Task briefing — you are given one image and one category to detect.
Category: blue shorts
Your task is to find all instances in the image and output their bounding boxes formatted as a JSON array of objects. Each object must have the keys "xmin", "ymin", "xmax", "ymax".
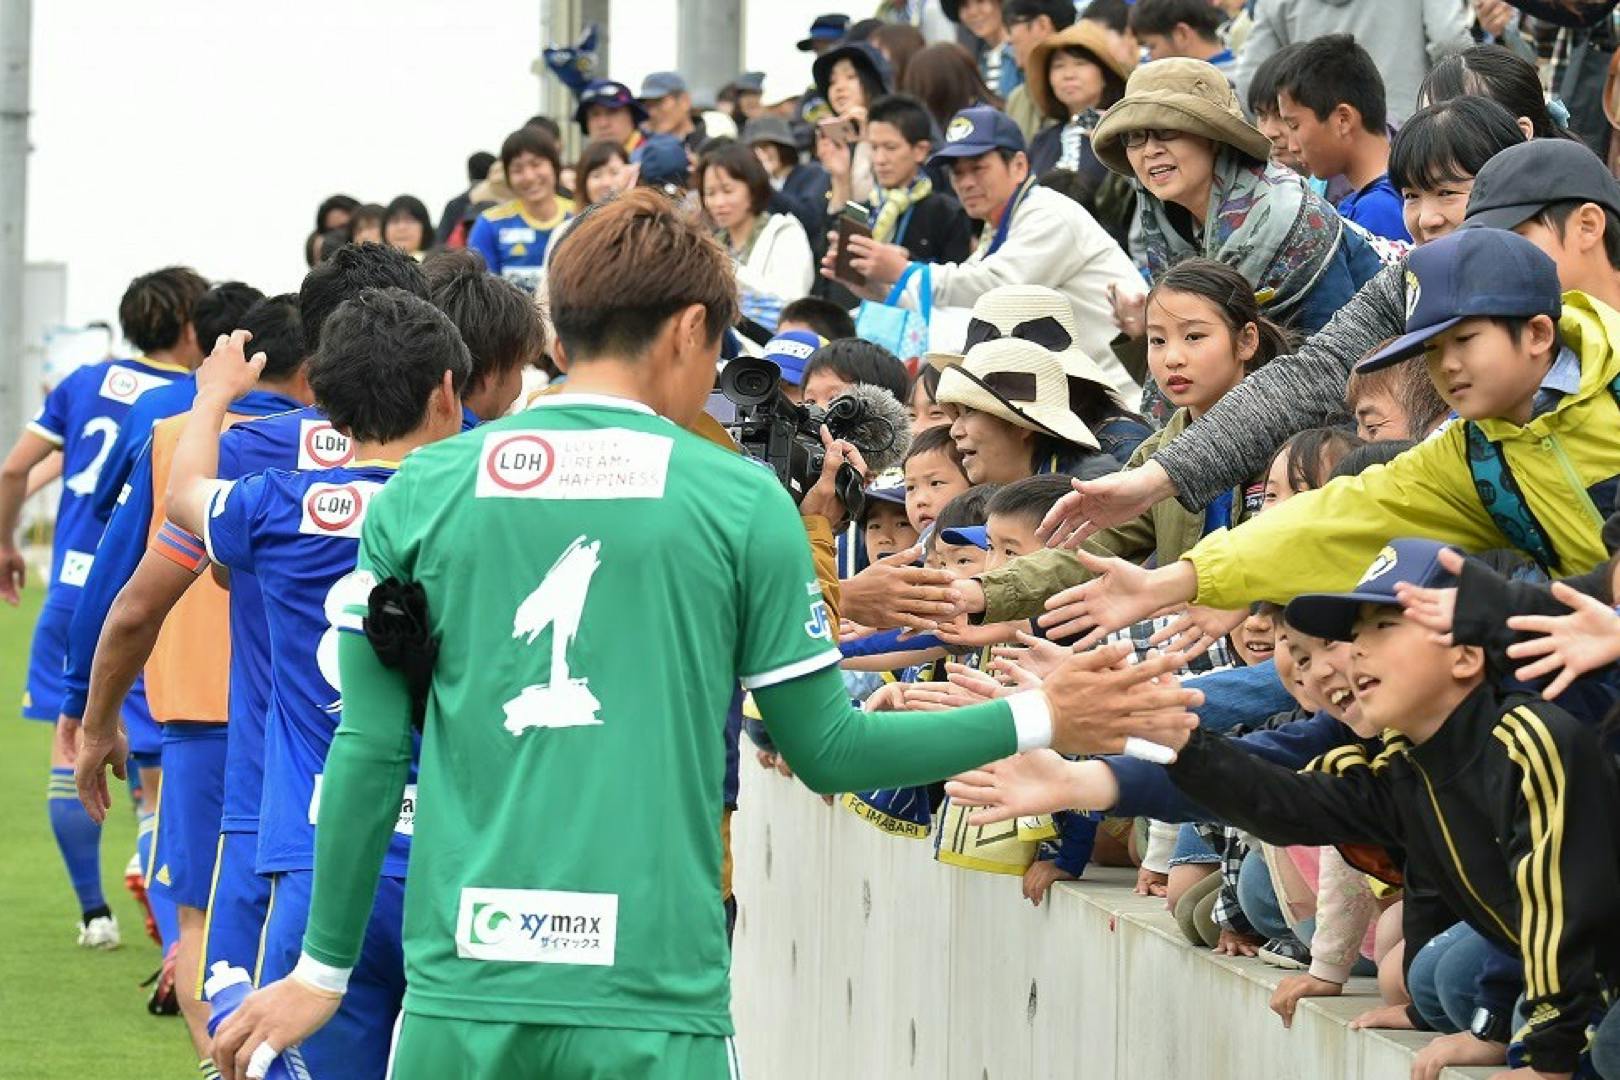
[
  {"xmin": 21, "ymin": 599, "xmax": 71, "ymax": 720},
  {"xmin": 202, "ymin": 829, "xmax": 272, "ymax": 984},
  {"xmin": 149, "ymin": 723, "xmax": 228, "ymax": 909},
  {"xmin": 258, "ymin": 870, "xmax": 405, "ymax": 1080},
  {"xmin": 123, "ymin": 675, "xmax": 161, "ymax": 756}
]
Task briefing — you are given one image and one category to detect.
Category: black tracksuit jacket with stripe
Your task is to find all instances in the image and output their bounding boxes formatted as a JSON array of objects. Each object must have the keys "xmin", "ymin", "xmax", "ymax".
[{"xmin": 1168, "ymin": 685, "xmax": 1620, "ymax": 1073}]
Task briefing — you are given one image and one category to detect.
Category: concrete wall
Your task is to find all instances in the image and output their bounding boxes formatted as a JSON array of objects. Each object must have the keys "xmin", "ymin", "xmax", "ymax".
[{"xmin": 729, "ymin": 764, "xmax": 1495, "ymax": 1080}]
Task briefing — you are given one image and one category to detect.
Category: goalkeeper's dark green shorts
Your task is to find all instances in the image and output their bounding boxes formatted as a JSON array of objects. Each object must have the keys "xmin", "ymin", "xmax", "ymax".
[{"xmin": 389, "ymin": 1015, "xmax": 742, "ymax": 1079}]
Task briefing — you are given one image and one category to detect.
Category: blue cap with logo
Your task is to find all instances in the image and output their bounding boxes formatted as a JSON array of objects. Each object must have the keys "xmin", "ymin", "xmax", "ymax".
[
  {"xmin": 763, "ymin": 329, "xmax": 824, "ymax": 386},
  {"xmin": 1357, "ymin": 229, "xmax": 1562, "ymax": 372},
  {"xmin": 574, "ymin": 80, "xmax": 649, "ymax": 132},
  {"xmin": 639, "ymin": 71, "xmax": 688, "ymax": 101},
  {"xmin": 930, "ymin": 106, "xmax": 1027, "ymax": 163},
  {"xmin": 1284, "ymin": 538, "xmax": 1459, "ymax": 642},
  {"xmin": 939, "ymin": 525, "xmax": 990, "ymax": 550}
]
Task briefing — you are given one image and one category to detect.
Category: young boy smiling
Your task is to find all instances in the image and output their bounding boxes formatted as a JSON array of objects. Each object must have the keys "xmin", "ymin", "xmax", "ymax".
[
  {"xmin": 1022, "ymin": 227, "xmax": 1620, "ymax": 644},
  {"xmin": 1159, "ymin": 539, "xmax": 1620, "ymax": 1079}
]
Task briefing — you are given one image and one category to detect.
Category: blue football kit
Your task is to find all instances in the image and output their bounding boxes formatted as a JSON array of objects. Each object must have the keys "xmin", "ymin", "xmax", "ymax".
[
  {"xmin": 21, "ymin": 357, "xmax": 186, "ymax": 722},
  {"xmin": 203, "ymin": 461, "xmax": 412, "ymax": 1078}
]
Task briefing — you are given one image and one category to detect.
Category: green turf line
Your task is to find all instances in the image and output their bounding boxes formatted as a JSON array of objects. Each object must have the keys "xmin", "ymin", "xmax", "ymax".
[{"xmin": 0, "ymin": 589, "xmax": 199, "ymax": 1076}]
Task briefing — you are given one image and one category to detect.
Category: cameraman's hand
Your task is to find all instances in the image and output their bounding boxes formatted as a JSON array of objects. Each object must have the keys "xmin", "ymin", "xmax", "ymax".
[{"xmin": 799, "ymin": 425, "xmax": 869, "ymax": 526}]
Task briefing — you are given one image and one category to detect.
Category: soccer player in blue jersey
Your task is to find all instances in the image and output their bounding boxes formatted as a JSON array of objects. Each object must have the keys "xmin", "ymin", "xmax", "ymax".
[
  {"xmin": 164, "ymin": 292, "xmax": 470, "ymax": 1080},
  {"xmin": 466, "ymin": 128, "xmax": 574, "ymax": 293},
  {"xmin": 0, "ymin": 265, "xmax": 206, "ymax": 948},
  {"xmin": 423, "ymin": 249, "xmax": 546, "ymax": 424}
]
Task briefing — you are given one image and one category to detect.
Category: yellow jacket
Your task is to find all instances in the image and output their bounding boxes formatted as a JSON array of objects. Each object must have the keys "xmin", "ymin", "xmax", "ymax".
[{"xmin": 1188, "ymin": 291, "xmax": 1620, "ymax": 608}]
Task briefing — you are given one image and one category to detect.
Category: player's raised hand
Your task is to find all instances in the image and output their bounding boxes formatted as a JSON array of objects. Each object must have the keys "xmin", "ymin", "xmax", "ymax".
[
  {"xmin": 841, "ymin": 544, "xmax": 961, "ymax": 633},
  {"xmin": 195, "ymin": 330, "xmax": 268, "ymax": 405},
  {"xmin": 213, "ymin": 976, "xmax": 341, "ymax": 1080},
  {"xmin": 1042, "ymin": 643, "xmax": 1202, "ymax": 757}
]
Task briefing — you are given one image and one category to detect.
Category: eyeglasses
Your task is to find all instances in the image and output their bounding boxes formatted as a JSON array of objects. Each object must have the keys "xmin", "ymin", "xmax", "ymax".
[{"xmin": 1122, "ymin": 129, "xmax": 1187, "ymax": 149}]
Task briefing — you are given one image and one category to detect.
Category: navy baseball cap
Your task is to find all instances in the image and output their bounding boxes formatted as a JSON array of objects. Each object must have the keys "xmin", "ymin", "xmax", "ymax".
[
  {"xmin": 798, "ymin": 13, "xmax": 851, "ymax": 51},
  {"xmin": 638, "ymin": 71, "xmax": 687, "ymax": 101},
  {"xmin": 763, "ymin": 329, "xmax": 823, "ymax": 386},
  {"xmin": 939, "ymin": 525, "xmax": 990, "ymax": 550},
  {"xmin": 635, "ymin": 134, "xmax": 690, "ymax": 188},
  {"xmin": 1357, "ymin": 229, "xmax": 1562, "ymax": 372},
  {"xmin": 930, "ymin": 106, "xmax": 1027, "ymax": 163},
  {"xmin": 1284, "ymin": 539, "xmax": 1459, "ymax": 642},
  {"xmin": 574, "ymin": 80, "xmax": 649, "ymax": 132}
]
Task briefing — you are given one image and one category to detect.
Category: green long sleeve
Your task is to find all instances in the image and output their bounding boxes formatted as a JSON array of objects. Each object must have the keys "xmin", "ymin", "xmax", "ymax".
[
  {"xmin": 755, "ymin": 663, "xmax": 1019, "ymax": 794},
  {"xmin": 301, "ymin": 631, "xmax": 415, "ymax": 970}
]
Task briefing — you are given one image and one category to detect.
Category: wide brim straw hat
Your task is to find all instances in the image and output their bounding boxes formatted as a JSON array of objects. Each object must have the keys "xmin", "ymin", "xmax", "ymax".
[
  {"xmin": 1090, "ymin": 57, "xmax": 1272, "ymax": 178},
  {"xmin": 1027, "ymin": 22, "xmax": 1135, "ymax": 121},
  {"xmin": 928, "ymin": 285, "xmax": 1126, "ymax": 407},
  {"xmin": 935, "ymin": 337, "xmax": 1101, "ymax": 450}
]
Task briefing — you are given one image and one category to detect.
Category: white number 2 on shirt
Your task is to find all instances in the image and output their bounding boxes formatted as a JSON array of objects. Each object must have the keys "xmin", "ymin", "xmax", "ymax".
[
  {"xmin": 502, "ymin": 535, "xmax": 605, "ymax": 736},
  {"xmin": 63, "ymin": 417, "xmax": 119, "ymax": 496}
]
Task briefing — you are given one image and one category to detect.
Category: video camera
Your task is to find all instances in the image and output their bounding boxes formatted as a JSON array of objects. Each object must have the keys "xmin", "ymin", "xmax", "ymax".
[{"xmin": 710, "ymin": 356, "xmax": 910, "ymax": 519}]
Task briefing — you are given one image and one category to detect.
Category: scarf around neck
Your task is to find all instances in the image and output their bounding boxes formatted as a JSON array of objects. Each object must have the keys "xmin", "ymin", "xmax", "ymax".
[
  {"xmin": 1138, "ymin": 150, "xmax": 1342, "ymax": 319},
  {"xmin": 870, "ymin": 175, "xmax": 933, "ymax": 244}
]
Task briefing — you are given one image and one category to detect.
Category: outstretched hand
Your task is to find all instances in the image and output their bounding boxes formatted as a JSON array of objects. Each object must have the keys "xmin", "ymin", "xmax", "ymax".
[
  {"xmin": 1505, "ymin": 580, "xmax": 1620, "ymax": 699},
  {"xmin": 946, "ymin": 749, "xmax": 1080, "ymax": 824},
  {"xmin": 1038, "ymin": 463, "xmax": 1173, "ymax": 550},
  {"xmin": 841, "ymin": 545, "xmax": 962, "ymax": 634},
  {"xmin": 1395, "ymin": 547, "xmax": 1465, "ymax": 645},
  {"xmin": 1042, "ymin": 641, "xmax": 1203, "ymax": 757},
  {"xmin": 1038, "ymin": 550, "xmax": 1190, "ymax": 646}
]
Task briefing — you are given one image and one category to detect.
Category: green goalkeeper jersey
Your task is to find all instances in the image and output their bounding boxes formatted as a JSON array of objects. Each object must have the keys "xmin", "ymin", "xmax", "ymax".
[{"xmin": 346, "ymin": 394, "xmax": 840, "ymax": 1034}]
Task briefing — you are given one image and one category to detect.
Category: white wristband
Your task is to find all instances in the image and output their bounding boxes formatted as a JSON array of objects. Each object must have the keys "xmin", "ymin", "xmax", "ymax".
[
  {"xmin": 291, "ymin": 952, "xmax": 351, "ymax": 997},
  {"xmin": 1123, "ymin": 737, "xmax": 1177, "ymax": 764},
  {"xmin": 1006, "ymin": 691, "xmax": 1053, "ymax": 752}
]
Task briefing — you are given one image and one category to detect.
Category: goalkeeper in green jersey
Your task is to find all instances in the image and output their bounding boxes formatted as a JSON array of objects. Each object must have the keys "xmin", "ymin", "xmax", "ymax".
[{"xmin": 214, "ymin": 190, "xmax": 1201, "ymax": 1080}]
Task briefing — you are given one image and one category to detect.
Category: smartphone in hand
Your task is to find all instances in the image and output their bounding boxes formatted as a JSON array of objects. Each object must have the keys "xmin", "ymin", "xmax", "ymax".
[{"xmin": 833, "ymin": 203, "xmax": 873, "ymax": 286}]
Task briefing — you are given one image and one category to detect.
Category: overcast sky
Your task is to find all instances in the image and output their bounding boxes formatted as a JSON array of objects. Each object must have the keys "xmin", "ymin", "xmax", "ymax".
[{"xmin": 24, "ymin": 0, "xmax": 833, "ymax": 336}]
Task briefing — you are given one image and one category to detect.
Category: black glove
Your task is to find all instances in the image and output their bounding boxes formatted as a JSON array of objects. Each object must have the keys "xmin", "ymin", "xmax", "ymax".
[{"xmin": 364, "ymin": 578, "xmax": 439, "ymax": 731}]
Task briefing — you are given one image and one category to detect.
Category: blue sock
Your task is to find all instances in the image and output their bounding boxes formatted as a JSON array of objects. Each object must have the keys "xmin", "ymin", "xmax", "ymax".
[
  {"xmin": 136, "ymin": 811, "xmax": 179, "ymax": 949},
  {"xmin": 47, "ymin": 768, "xmax": 106, "ymax": 917}
]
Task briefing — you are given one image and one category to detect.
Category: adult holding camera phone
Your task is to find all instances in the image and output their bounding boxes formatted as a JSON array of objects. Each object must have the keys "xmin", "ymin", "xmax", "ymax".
[
  {"xmin": 823, "ymin": 106, "xmax": 1144, "ymax": 400},
  {"xmin": 813, "ymin": 41, "xmax": 892, "ymax": 210}
]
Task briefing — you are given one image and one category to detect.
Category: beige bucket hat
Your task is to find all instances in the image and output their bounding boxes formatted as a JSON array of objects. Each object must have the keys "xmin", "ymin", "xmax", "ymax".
[
  {"xmin": 1090, "ymin": 57, "xmax": 1272, "ymax": 177},
  {"xmin": 935, "ymin": 337, "xmax": 1100, "ymax": 450},
  {"xmin": 927, "ymin": 284, "xmax": 1126, "ymax": 407},
  {"xmin": 1027, "ymin": 21, "xmax": 1135, "ymax": 122}
]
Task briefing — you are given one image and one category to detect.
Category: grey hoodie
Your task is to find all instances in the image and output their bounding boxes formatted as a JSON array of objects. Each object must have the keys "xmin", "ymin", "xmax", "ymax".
[{"xmin": 1233, "ymin": 0, "xmax": 1473, "ymax": 122}]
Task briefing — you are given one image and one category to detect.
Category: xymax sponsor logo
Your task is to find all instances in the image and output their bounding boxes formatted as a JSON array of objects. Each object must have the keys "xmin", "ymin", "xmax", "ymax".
[{"xmin": 456, "ymin": 887, "xmax": 618, "ymax": 966}]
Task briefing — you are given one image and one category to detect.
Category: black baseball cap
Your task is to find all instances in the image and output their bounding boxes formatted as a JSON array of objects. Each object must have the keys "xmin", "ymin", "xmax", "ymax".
[
  {"xmin": 1357, "ymin": 228, "xmax": 1561, "ymax": 371},
  {"xmin": 1463, "ymin": 139, "xmax": 1620, "ymax": 232}
]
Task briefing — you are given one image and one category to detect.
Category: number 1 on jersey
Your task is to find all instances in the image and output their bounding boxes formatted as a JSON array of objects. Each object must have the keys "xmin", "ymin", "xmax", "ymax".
[{"xmin": 503, "ymin": 535, "xmax": 604, "ymax": 735}]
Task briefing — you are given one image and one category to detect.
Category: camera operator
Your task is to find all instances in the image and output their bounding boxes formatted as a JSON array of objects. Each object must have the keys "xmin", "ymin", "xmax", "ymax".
[{"xmin": 214, "ymin": 190, "xmax": 1202, "ymax": 1080}]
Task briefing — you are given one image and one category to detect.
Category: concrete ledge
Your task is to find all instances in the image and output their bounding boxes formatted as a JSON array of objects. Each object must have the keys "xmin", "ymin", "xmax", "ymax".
[{"xmin": 730, "ymin": 765, "xmax": 1497, "ymax": 1080}]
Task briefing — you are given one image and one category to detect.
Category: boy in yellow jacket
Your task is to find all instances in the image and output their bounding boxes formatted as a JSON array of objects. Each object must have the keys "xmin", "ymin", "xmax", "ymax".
[{"xmin": 1022, "ymin": 227, "xmax": 1620, "ymax": 637}]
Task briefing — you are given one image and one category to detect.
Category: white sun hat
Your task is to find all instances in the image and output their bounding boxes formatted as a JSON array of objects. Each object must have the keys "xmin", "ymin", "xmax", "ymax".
[
  {"xmin": 935, "ymin": 337, "xmax": 1100, "ymax": 450},
  {"xmin": 927, "ymin": 284, "xmax": 1126, "ymax": 407}
]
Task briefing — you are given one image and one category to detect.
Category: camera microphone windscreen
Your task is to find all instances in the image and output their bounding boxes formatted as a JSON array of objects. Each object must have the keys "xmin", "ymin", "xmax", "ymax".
[{"xmin": 829, "ymin": 383, "xmax": 913, "ymax": 474}]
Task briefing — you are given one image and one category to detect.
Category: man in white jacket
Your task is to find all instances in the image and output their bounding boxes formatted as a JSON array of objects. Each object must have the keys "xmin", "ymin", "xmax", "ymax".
[{"xmin": 824, "ymin": 105, "xmax": 1142, "ymax": 399}]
